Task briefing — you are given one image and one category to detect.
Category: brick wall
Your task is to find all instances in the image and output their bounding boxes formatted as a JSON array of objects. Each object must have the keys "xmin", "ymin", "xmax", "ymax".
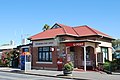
[{"xmin": 32, "ymin": 46, "xmax": 58, "ymax": 69}]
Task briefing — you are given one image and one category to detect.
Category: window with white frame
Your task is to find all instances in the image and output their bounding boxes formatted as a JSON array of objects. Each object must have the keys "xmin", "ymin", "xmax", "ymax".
[
  {"xmin": 101, "ymin": 47, "xmax": 108, "ymax": 61},
  {"xmin": 38, "ymin": 47, "xmax": 52, "ymax": 62}
]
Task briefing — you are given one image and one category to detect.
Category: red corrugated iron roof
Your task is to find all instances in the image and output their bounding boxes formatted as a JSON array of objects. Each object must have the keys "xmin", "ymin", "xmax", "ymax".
[
  {"xmin": 29, "ymin": 23, "xmax": 113, "ymax": 40},
  {"xmin": 73, "ymin": 25, "xmax": 113, "ymax": 38},
  {"xmin": 57, "ymin": 23, "xmax": 78, "ymax": 36},
  {"xmin": 29, "ymin": 28, "xmax": 65, "ymax": 40}
]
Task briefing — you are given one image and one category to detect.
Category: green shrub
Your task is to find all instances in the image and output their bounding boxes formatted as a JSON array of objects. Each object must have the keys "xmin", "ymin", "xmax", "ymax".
[
  {"xmin": 111, "ymin": 59, "xmax": 120, "ymax": 71},
  {"xmin": 0, "ymin": 59, "xmax": 2, "ymax": 65},
  {"xmin": 68, "ymin": 62, "xmax": 74, "ymax": 68},
  {"xmin": 64, "ymin": 62, "xmax": 74, "ymax": 71},
  {"xmin": 0, "ymin": 59, "xmax": 7, "ymax": 66},
  {"xmin": 103, "ymin": 62, "xmax": 111, "ymax": 71},
  {"xmin": 103, "ymin": 59, "xmax": 120, "ymax": 72}
]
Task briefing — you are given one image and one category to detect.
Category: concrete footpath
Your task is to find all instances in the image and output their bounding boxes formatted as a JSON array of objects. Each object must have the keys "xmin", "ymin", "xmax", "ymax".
[{"xmin": 0, "ymin": 67, "xmax": 120, "ymax": 80}]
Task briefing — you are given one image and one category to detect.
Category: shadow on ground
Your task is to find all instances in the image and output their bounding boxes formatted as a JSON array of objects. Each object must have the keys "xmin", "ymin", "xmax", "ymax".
[
  {"xmin": 57, "ymin": 74, "xmax": 89, "ymax": 80},
  {"xmin": 10, "ymin": 70, "xmax": 25, "ymax": 73}
]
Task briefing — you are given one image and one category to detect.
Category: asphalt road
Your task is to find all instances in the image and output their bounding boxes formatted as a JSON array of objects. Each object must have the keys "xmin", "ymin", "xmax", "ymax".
[{"xmin": 0, "ymin": 71, "xmax": 71, "ymax": 80}]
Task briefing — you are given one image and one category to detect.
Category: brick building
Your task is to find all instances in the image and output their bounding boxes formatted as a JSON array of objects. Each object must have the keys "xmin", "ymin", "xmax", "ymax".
[{"xmin": 28, "ymin": 23, "xmax": 114, "ymax": 71}]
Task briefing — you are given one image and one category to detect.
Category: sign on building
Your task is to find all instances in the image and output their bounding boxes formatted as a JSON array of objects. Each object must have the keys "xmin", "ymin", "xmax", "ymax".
[{"xmin": 33, "ymin": 40, "xmax": 57, "ymax": 47}]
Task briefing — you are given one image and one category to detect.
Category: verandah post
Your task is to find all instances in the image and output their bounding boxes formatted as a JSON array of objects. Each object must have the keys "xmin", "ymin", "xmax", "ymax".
[{"xmin": 84, "ymin": 46, "xmax": 86, "ymax": 71}]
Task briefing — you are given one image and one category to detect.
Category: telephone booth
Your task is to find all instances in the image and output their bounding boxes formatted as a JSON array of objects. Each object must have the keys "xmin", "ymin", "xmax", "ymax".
[{"xmin": 20, "ymin": 52, "xmax": 31, "ymax": 71}]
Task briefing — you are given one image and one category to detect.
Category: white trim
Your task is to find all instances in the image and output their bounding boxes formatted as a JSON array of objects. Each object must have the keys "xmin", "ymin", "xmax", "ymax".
[
  {"xmin": 21, "ymin": 46, "xmax": 29, "ymax": 48},
  {"xmin": 0, "ymin": 45, "xmax": 17, "ymax": 49},
  {"xmin": 85, "ymin": 42, "xmax": 95, "ymax": 48},
  {"xmin": 84, "ymin": 46, "xmax": 86, "ymax": 71},
  {"xmin": 36, "ymin": 62, "xmax": 53, "ymax": 64}
]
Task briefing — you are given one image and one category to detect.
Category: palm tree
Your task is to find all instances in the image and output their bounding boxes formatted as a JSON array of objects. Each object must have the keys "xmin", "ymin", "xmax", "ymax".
[{"xmin": 42, "ymin": 24, "xmax": 51, "ymax": 31}]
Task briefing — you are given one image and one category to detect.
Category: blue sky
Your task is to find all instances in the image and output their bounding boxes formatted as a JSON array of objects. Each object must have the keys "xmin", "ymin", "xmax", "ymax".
[{"xmin": 0, "ymin": 0, "xmax": 120, "ymax": 45}]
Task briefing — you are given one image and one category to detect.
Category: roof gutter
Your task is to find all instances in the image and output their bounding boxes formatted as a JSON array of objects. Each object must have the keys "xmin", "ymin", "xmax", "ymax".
[
  {"xmin": 60, "ymin": 39, "xmax": 101, "ymax": 44},
  {"xmin": 29, "ymin": 38, "xmax": 55, "ymax": 41}
]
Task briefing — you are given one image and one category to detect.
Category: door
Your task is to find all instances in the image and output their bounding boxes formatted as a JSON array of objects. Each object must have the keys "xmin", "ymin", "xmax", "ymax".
[
  {"xmin": 70, "ymin": 47, "xmax": 75, "ymax": 67},
  {"xmin": 86, "ymin": 46, "xmax": 94, "ymax": 66}
]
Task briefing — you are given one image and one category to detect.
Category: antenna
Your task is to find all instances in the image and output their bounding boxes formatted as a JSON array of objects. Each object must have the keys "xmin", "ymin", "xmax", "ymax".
[{"xmin": 10, "ymin": 40, "xmax": 15, "ymax": 45}]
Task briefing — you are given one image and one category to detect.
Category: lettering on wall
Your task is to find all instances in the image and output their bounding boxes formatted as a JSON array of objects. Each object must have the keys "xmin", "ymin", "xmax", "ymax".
[
  {"xmin": 65, "ymin": 42, "xmax": 84, "ymax": 47},
  {"xmin": 33, "ymin": 40, "xmax": 57, "ymax": 47}
]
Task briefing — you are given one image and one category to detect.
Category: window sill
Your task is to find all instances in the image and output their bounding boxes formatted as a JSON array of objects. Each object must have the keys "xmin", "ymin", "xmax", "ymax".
[{"xmin": 36, "ymin": 62, "xmax": 53, "ymax": 64}]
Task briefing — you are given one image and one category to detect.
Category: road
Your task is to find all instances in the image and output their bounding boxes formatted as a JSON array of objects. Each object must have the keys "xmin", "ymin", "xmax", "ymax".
[{"xmin": 0, "ymin": 71, "xmax": 71, "ymax": 80}]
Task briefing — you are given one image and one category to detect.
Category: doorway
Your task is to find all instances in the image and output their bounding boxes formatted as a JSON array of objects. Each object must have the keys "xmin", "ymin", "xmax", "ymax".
[
  {"xmin": 85, "ymin": 46, "xmax": 95, "ymax": 69},
  {"xmin": 69, "ymin": 46, "xmax": 83, "ymax": 69}
]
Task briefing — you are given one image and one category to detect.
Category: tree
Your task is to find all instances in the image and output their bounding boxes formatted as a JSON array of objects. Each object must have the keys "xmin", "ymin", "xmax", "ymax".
[
  {"xmin": 1, "ymin": 50, "xmax": 19, "ymax": 67},
  {"xmin": 10, "ymin": 50, "xmax": 19, "ymax": 68},
  {"xmin": 112, "ymin": 39, "xmax": 120, "ymax": 59},
  {"xmin": 1, "ymin": 52, "xmax": 11, "ymax": 66},
  {"xmin": 112, "ymin": 39, "xmax": 120, "ymax": 49},
  {"xmin": 42, "ymin": 24, "xmax": 51, "ymax": 31}
]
